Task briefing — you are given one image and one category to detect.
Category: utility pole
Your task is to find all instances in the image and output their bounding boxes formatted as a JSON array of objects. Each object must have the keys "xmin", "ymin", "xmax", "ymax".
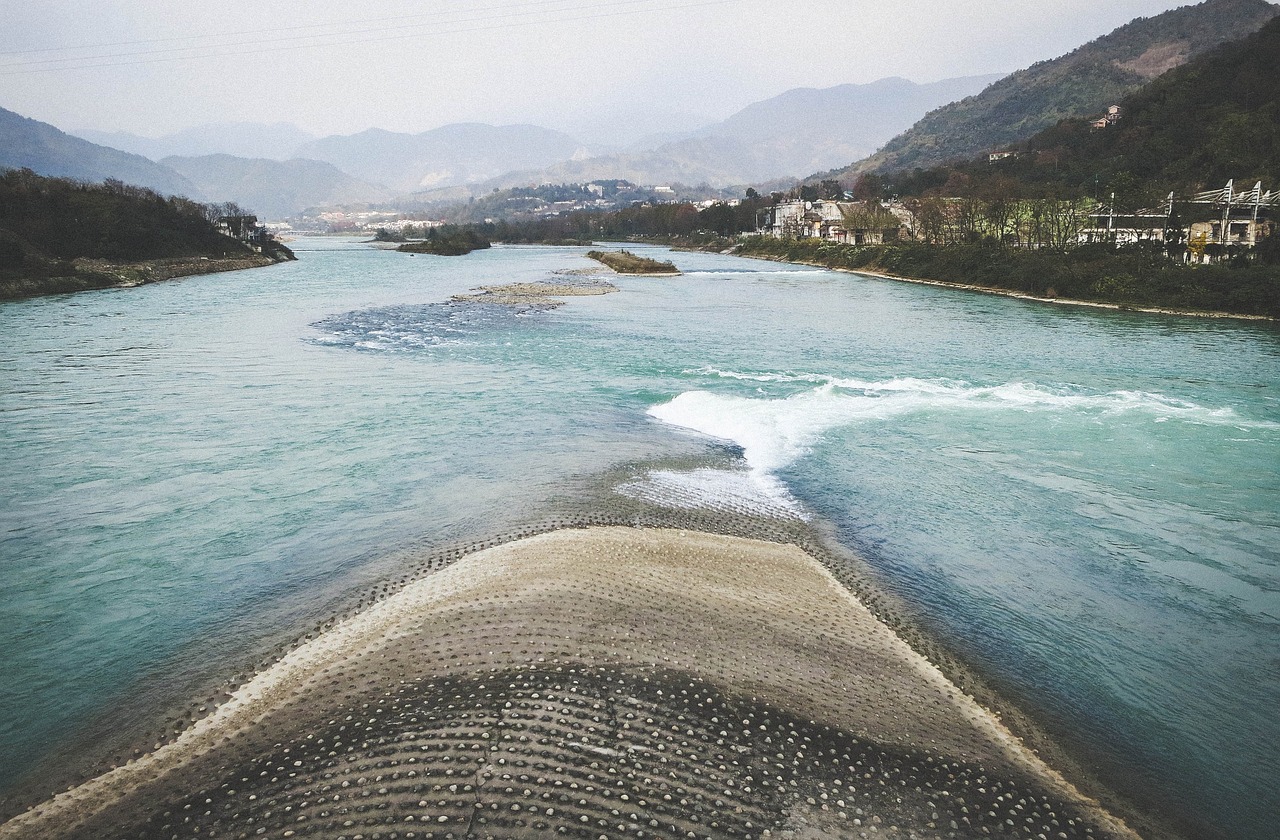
[
  {"xmin": 1250, "ymin": 181, "xmax": 1263, "ymax": 248},
  {"xmin": 1220, "ymin": 180, "xmax": 1234, "ymax": 246}
]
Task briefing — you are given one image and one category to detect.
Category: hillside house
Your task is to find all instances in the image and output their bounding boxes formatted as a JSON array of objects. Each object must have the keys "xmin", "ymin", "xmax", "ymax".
[{"xmin": 1090, "ymin": 105, "xmax": 1124, "ymax": 130}]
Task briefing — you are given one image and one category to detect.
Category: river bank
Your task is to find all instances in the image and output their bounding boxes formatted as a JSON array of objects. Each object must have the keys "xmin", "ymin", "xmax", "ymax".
[
  {"xmin": 0, "ymin": 251, "xmax": 293, "ymax": 301},
  {"xmin": 737, "ymin": 250, "xmax": 1278, "ymax": 321},
  {"xmin": 724, "ymin": 237, "xmax": 1279, "ymax": 320}
]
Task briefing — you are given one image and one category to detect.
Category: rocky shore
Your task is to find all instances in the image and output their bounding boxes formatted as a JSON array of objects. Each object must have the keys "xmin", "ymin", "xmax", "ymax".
[{"xmin": 451, "ymin": 280, "xmax": 618, "ymax": 308}]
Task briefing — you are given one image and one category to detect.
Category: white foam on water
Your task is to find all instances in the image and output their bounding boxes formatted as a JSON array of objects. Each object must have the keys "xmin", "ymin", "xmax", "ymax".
[
  {"xmin": 651, "ymin": 372, "xmax": 1273, "ymax": 482},
  {"xmin": 615, "ymin": 468, "xmax": 809, "ymax": 521}
]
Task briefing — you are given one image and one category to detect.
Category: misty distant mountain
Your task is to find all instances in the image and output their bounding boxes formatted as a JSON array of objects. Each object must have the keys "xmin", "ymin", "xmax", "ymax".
[
  {"xmin": 294, "ymin": 123, "xmax": 591, "ymax": 192},
  {"xmin": 458, "ymin": 146, "xmax": 746, "ymax": 195},
  {"xmin": 558, "ymin": 107, "xmax": 719, "ymax": 150},
  {"xmin": 678, "ymin": 75, "xmax": 1006, "ymax": 178},
  {"xmin": 161, "ymin": 155, "xmax": 395, "ymax": 219},
  {"xmin": 0, "ymin": 106, "xmax": 201, "ymax": 197},
  {"xmin": 74, "ymin": 122, "xmax": 316, "ymax": 163},
  {"xmin": 827, "ymin": 0, "xmax": 1280, "ymax": 179},
  {"xmin": 439, "ymin": 74, "xmax": 1002, "ymax": 192}
]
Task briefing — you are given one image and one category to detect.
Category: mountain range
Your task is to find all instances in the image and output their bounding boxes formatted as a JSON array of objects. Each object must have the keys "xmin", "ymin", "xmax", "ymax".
[
  {"xmin": 62, "ymin": 76, "xmax": 999, "ymax": 194},
  {"xmin": 442, "ymin": 74, "xmax": 1002, "ymax": 195},
  {"xmin": 73, "ymin": 122, "xmax": 317, "ymax": 163},
  {"xmin": 6, "ymin": 0, "xmax": 1279, "ymax": 220},
  {"xmin": 293, "ymin": 123, "xmax": 592, "ymax": 192},
  {"xmin": 19, "ymin": 74, "xmax": 999, "ymax": 215},
  {"xmin": 160, "ymin": 155, "xmax": 395, "ymax": 220},
  {"xmin": 0, "ymin": 106, "xmax": 201, "ymax": 198}
]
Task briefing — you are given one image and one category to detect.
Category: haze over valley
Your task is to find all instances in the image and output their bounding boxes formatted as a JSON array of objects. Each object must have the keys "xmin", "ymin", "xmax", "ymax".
[{"xmin": 7, "ymin": 0, "xmax": 1265, "ymax": 219}]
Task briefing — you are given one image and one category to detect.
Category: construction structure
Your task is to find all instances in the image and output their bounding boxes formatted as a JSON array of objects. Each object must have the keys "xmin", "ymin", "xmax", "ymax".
[
  {"xmin": 1078, "ymin": 180, "xmax": 1276, "ymax": 260},
  {"xmin": 1186, "ymin": 180, "xmax": 1277, "ymax": 256}
]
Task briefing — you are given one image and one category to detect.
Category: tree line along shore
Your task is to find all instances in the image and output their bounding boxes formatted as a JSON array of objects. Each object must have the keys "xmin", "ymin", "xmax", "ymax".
[
  {"xmin": 6, "ymin": 165, "xmax": 1273, "ymax": 317},
  {"xmin": 432, "ymin": 202, "xmax": 1278, "ymax": 319},
  {"xmin": 732, "ymin": 236, "xmax": 1280, "ymax": 318},
  {"xmin": 0, "ymin": 169, "xmax": 293, "ymax": 301}
]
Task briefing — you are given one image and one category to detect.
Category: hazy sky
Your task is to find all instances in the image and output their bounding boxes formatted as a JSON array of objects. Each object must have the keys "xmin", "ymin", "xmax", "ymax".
[{"xmin": 1, "ymin": 0, "xmax": 1197, "ymax": 141}]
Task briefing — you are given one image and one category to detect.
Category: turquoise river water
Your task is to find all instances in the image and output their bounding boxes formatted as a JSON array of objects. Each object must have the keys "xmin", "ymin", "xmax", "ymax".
[{"xmin": 0, "ymin": 239, "xmax": 1276, "ymax": 838}]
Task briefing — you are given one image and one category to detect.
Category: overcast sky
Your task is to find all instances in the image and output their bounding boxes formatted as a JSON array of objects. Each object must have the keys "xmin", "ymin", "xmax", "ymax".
[{"xmin": 1, "ymin": 0, "xmax": 1198, "ymax": 142}]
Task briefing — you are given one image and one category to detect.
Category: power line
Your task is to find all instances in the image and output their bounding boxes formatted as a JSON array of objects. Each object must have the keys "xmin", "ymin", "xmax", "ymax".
[
  {"xmin": 0, "ymin": 0, "xmax": 586, "ymax": 56},
  {"xmin": 0, "ymin": 0, "xmax": 677, "ymax": 68},
  {"xmin": 0, "ymin": 0, "xmax": 738, "ymax": 75}
]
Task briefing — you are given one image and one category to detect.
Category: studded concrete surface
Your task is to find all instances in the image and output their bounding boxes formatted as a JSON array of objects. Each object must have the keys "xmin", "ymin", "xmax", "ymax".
[{"xmin": 0, "ymin": 528, "xmax": 1139, "ymax": 840}]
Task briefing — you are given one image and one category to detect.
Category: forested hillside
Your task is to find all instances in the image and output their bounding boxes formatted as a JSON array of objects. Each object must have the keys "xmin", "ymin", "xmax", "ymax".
[
  {"xmin": 882, "ymin": 15, "xmax": 1280, "ymax": 202},
  {"xmin": 822, "ymin": 0, "xmax": 1278, "ymax": 179},
  {"xmin": 0, "ymin": 169, "xmax": 275, "ymax": 299},
  {"xmin": 0, "ymin": 107, "xmax": 199, "ymax": 198}
]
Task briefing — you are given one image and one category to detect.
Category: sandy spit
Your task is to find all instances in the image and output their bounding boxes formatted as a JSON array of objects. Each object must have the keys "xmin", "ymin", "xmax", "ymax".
[{"xmin": 1, "ymin": 527, "xmax": 1139, "ymax": 839}]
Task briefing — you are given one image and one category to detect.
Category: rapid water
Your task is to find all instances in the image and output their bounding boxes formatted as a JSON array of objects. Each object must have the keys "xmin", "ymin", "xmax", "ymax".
[{"xmin": 0, "ymin": 240, "xmax": 1276, "ymax": 838}]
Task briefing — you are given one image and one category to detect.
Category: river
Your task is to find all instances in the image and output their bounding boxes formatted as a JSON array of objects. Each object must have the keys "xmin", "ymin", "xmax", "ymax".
[{"xmin": 0, "ymin": 238, "xmax": 1276, "ymax": 838}]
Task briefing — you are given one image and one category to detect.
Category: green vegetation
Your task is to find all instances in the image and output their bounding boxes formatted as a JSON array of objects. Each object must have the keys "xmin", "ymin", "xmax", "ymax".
[
  {"xmin": 586, "ymin": 250, "xmax": 679, "ymax": 275},
  {"xmin": 388, "ymin": 11, "xmax": 1280, "ymax": 321},
  {"xmin": 881, "ymin": 23, "xmax": 1280, "ymax": 205},
  {"xmin": 822, "ymin": 0, "xmax": 1278, "ymax": 180},
  {"xmin": 396, "ymin": 225, "xmax": 491, "ymax": 256},
  {"xmin": 738, "ymin": 236, "xmax": 1280, "ymax": 317},
  {"xmin": 471, "ymin": 194, "xmax": 772, "ymax": 246},
  {"xmin": 885, "ymin": 15, "xmax": 1280, "ymax": 204},
  {"xmin": 365, "ymin": 180, "xmax": 709, "ymax": 229},
  {"xmin": 729, "ymin": 16, "xmax": 1279, "ymax": 319},
  {"xmin": 0, "ymin": 168, "xmax": 288, "ymax": 300}
]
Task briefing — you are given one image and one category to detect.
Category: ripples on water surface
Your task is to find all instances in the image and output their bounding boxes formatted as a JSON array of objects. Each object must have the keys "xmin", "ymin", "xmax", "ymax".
[{"xmin": 0, "ymin": 239, "xmax": 1276, "ymax": 838}]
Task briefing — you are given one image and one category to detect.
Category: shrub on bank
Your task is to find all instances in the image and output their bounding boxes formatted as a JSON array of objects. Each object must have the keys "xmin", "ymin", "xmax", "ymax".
[
  {"xmin": 586, "ymin": 249, "xmax": 678, "ymax": 274},
  {"xmin": 396, "ymin": 226, "xmax": 491, "ymax": 256}
]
